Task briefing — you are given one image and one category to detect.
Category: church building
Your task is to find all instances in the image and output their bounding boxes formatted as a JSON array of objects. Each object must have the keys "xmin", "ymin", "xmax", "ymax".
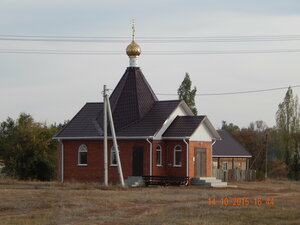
[{"xmin": 54, "ymin": 26, "xmax": 220, "ymax": 184}]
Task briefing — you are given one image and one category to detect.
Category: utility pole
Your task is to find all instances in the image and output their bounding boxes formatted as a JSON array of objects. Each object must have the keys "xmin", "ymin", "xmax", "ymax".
[
  {"xmin": 106, "ymin": 95, "xmax": 125, "ymax": 186},
  {"xmin": 265, "ymin": 133, "xmax": 268, "ymax": 179},
  {"xmin": 103, "ymin": 85, "xmax": 108, "ymax": 186}
]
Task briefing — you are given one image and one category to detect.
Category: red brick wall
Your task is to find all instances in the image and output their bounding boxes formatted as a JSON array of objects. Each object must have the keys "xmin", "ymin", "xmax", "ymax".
[
  {"xmin": 61, "ymin": 139, "xmax": 212, "ymax": 183},
  {"xmin": 62, "ymin": 139, "xmax": 151, "ymax": 183},
  {"xmin": 63, "ymin": 140, "xmax": 103, "ymax": 182},
  {"xmin": 152, "ymin": 140, "xmax": 188, "ymax": 177}
]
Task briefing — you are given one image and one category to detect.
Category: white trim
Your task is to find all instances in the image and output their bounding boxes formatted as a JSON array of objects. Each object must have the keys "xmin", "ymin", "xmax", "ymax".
[
  {"xmin": 190, "ymin": 117, "xmax": 220, "ymax": 141},
  {"xmin": 183, "ymin": 139, "xmax": 189, "ymax": 177},
  {"xmin": 202, "ymin": 117, "xmax": 221, "ymax": 140},
  {"xmin": 212, "ymin": 139, "xmax": 217, "ymax": 145},
  {"xmin": 153, "ymin": 102, "xmax": 193, "ymax": 140},
  {"xmin": 110, "ymin": 145, "xmax": 119, "ymax": 166},
  {"xmin": 155, "ymin": 145, "xmax": 162, "ymax": 166},
  {"xmin": 53, "ymin": 136, "xmax": 153, "ymax": 140},
  {"xmin": 129, "ymin": 57, "xmax": 138, "ymax": 67},
  {"xmin": 146, "ymin": 138, "xmax": 152, "ymax": 175},
  {"xmin": 213, "ymin": 155, "xmax": 252, "ymax": 158},
  {"xmin": 173, "ymin": 145, "xmax": 182, "ymax": 167},
  {"xmin": 78, "ymin": 144, "xmax": 88, "ymax": 166},
  {"xmin": 162, "ymin": 137, "xmax": 190, "ymax": 140}
]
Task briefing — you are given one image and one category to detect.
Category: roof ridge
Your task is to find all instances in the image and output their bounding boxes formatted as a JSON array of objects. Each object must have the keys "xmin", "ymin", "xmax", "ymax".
[
  {"xmin": 86, "ymin": 102, "xmax": 103, "ymax": 104},
  {"xmin": 157, "ymin": 99, "xmax": 181, "ymax": 102},
  {"xmin": 116, "ymin": 100, "xmax": 159, "ymax": 133}
]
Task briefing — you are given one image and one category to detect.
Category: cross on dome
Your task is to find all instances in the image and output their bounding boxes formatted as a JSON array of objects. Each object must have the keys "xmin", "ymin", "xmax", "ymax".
[{"xmin": 126, "ymin": 19, "xmax": 141, "ymax": 67}]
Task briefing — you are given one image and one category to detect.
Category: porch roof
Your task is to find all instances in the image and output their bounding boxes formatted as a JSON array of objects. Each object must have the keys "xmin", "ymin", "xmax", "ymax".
[{"xmin": 162, "ymin": 116, "xmax": 205, "ymax": 138}]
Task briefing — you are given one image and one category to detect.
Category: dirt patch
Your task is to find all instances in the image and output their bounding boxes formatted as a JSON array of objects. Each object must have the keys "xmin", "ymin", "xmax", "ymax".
[{"xmin": 0, "ymin": 179, "xmax": 299, "ymax": 225}]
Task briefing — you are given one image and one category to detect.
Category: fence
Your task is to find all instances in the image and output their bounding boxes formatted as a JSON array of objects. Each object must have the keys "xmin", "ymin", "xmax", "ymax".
[{"xmin": 213, "ymin": 169, "xmax": 256, "ymax": 182}]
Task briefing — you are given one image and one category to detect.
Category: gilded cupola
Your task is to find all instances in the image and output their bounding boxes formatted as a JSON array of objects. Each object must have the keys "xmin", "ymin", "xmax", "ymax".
[{"xmin": 126, "ymin": 20, "xmax": 141, "ymax": 67}]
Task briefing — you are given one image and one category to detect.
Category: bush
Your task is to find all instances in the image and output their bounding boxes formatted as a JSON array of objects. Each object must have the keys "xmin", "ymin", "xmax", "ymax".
[{"xmin": 0, "ymin": 113, "xmax": 59, "ymax": 181}]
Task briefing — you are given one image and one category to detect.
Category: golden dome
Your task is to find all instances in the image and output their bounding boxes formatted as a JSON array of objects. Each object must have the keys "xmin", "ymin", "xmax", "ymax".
[{"xmin": 126, "ymin": 40, "xmax": 141, "ymax": 57}]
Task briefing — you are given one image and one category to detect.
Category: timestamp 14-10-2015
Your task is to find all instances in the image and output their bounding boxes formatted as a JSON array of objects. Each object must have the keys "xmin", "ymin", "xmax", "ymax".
[{"xmin": 208, "ymin": 197, "xmax": 275, "ymax": 206}]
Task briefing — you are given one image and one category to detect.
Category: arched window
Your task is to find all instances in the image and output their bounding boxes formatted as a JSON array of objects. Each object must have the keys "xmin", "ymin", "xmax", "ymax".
[
  {"xmin": 110, "ymin": 145, "xmax": 120, "ymax": 166},
  {"xmin": 156, "ymin": 145, "xmax": 162, "ymax": 166},
  {"xmin": 78, "ymin": 144, "xmax": 88, "ymax": 166},
  {"xmin": 174, "ymin": 145, "xmax": 182, "ymax": 167}
]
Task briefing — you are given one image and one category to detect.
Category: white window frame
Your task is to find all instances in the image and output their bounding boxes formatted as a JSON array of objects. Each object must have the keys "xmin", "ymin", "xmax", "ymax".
[
  {"xmin": 78, "ymin": 144, "xmax": 88, "ymax": 166},
  {"xmin": 173, "ymin": 145, "xmax": 182, "ymax": 167},
  {"xmin": 110, "ymin": 146, "xmax": 120, "ymax": 166},
  {"xmin": 156, "ymin": 145, "xmax": 162, "ymax": 166}
]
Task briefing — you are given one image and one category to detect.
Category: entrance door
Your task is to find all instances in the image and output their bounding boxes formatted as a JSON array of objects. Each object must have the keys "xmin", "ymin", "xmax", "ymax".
[
  {"xmin": 132, "ymin": 146, "xmax": 144, "ymax": 176},
  {"xmin": 195, "ymin": 148, "xmax": 207, "ymax": 177}
]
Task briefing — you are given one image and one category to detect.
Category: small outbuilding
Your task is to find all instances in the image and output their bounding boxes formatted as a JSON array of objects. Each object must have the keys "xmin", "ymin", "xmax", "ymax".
[{"xmin": 213, "ymin": 130, "xmax": 252, "ymax": 171}]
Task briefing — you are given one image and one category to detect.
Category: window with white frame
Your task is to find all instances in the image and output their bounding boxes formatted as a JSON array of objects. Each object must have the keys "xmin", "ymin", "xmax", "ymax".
[
  {"xmin": 110, "ymin": 146, "xmax": 120, "ymax": 166},
  {"xmin": 156, "ymin": 145, "xmax": 162, "ymax": 166},
  {"xmin": 174, "ymin": 145, "xmax": 182, "ymax": 167},
  {"xmin": 78, "ymin": 144, "xmax": 88, "ymax": 166}
]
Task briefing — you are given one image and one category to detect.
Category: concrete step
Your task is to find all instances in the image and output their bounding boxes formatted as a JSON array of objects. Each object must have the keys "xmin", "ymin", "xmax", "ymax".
[
  {"xmin": 191, "ymin": 177, "xmax": 227, "ymax": 188},
  {"xmin": 125, "ymin": 176, "xmax": 145, "ymax": 187}
]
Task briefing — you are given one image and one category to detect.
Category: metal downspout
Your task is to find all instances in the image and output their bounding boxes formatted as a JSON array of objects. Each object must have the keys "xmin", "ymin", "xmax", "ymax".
[
  {"xmin": 183, "ymin": 139, "xmax": 189, "ymax": 177},
  {"xmin": 146, "ymin": 138, "xmax": 152, "ymax": 176},
  {"xmin": 211, "ymin": 139, "xmax": 216, "ymax": 177},
  {"xmin": 59, "ymin": 140, "xmax": 64, "ymax": 183}
]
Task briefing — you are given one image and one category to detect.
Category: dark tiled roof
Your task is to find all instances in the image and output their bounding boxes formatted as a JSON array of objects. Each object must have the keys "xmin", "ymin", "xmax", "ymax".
[
  {"xmin": 213, "ymin": 130, "xmax": 252, "ymax": 157},
  {"xmin": 117, "ymin": 100, "xmax": 181, "ymax": 136},
  {"xmin": 105, "ymin": 67, "xmax": 158, "ymax": 130},
  {"xmin": 162, "ymin": 116, "xmax": 205, "ymax": 137},
  {"xmin": 54, "ymin": 100, "xmax": 181, "ymax": 138},
  {"xmin": 54, "ymin": 103, "xmax": 103, "ymax": 138}
]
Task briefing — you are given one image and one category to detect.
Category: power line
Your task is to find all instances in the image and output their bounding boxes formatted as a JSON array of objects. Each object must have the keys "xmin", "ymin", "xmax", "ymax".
[
  {"xmin": 1, "ymin": 34, "xmax": 300, "ymax": 43},
  {"xmin": 156, "ymin": 85, "xmax": 300, "ymax": 96},
  {"xmin": 1, "ymin": 48, "xmax": 300, "ymax": 55}
]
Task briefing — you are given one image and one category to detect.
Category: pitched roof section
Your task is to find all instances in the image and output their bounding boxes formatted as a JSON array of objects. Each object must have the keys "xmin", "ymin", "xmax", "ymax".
[
  {"xmin": 213, "ymin": 130, "xmax": 252, "ymax": 157},
  {"xmin": 54, "ymin": 100, "xmax": 181, "ymax": 139},
  {"xmin": 116, "ymin": 100, "xmax": 181, "ymax": 137},
  {"xmin": 162, "ymin": 116, "xmax": 205, "ymax": 137},
  {"xmin": 54, "ymin": 103, "xmax": 103, "ymax": 138},
  {"xmin": 108, "ymin": 67, "xmax": 158, "ymax": 130}
]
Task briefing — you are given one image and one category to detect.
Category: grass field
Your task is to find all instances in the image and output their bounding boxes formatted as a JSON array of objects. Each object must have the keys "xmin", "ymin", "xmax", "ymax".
[{"xmin": 0, "ymin": 179, "xmax": 299, "ymax": 225}]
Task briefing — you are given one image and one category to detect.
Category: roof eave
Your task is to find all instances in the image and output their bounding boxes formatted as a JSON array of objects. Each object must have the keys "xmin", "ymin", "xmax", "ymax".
[
  {"xmin": 153, "ymin": 100, "xmax": 182, "ymax": 137},
  {"xmin": 203, "ymin": 117, "xmax": 221, "ymax": 140},
  {"xmin": 213, "ymin": 155, "xmax": 252, "ymax": 158},
  {"xmin": 53, "ymin": 136, "xmax": 154, "ymax": 140},
  {"xmin": 162, "ymin": 137, "xmax": 190, "ymax": 140}
]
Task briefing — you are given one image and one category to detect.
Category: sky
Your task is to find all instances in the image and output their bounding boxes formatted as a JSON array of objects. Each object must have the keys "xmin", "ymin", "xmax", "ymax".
[{"xmin": 0, "ymin": 0, "xmax": 300, "ymax": 129}]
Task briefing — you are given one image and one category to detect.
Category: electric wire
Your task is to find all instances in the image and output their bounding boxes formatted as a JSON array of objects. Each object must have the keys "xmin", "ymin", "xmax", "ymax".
[
  {"xmin": 1, "ymin": 49, "xmax": 300, "ymax": 55},
  {"xmin": 156, "ymin": 85, "xmax": 300, "ymax": 96},
  {"xmin": 1, "ymin": 34, "xmax": 300, "ymax": 43}
]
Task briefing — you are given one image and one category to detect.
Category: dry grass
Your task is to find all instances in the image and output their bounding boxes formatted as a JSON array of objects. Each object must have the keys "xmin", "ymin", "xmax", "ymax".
[{"xmin": 0, "ymin": 178, "xmax": 299, "ymax": 225}]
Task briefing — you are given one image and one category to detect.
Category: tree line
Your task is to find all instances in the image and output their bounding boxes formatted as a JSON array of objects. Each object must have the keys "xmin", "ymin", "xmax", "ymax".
[{"xmin": 222, "ymin": 87, "xmax": 300, "ymax": 180}]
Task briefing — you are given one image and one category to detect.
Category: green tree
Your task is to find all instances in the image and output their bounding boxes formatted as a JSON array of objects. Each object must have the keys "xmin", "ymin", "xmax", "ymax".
[
  {"xmin": 276, "ymin": 87, "xmax": 300, "ymax": 179},
  {"xmin": 221, "ymin": 121, "xmax": 240, "ymax": 134},
  {"xmin": 0, "ymin": 113, "xmax": 59, "ymax": 180},
  {"xmin": 177, "ymin": 73, "xmax": 198, "ymax": 115}
]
